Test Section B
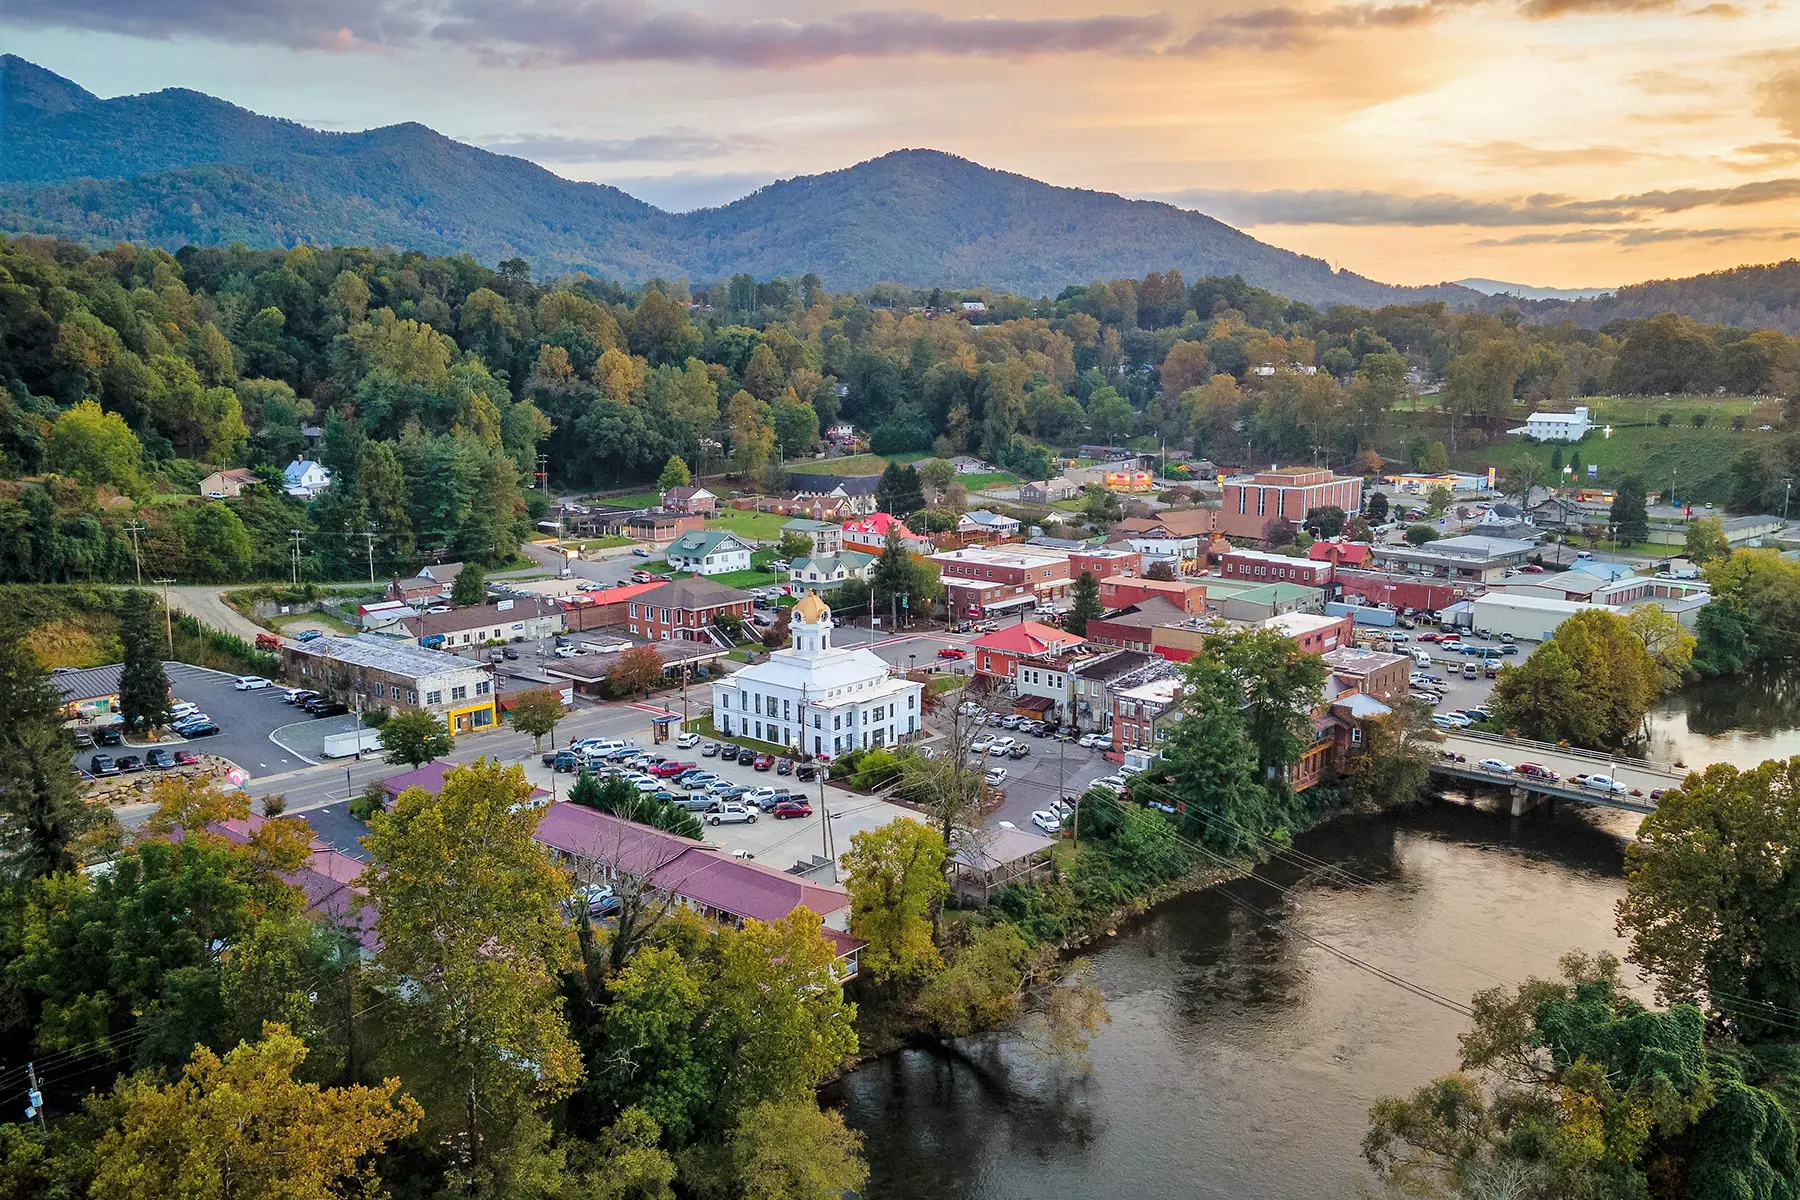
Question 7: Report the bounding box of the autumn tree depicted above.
[362,759,581,1190]
[1684,515,1730,566]
[1349,698,1436,806]
[91,1023,421,1200]
[1490,610,1661,747]
[697,1101,868,1200]
[508,687,566,751]
[843,820,949,984]
[657,454,691,491]
[45,400,145,492]
[609,645,667,698]
[378,708,452,768]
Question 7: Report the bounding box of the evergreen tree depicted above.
[1610,473,1649,545]
[118,590,170,734]
[875,462,924,515]
[656,454,691,491]
[870,528,913,621]
[0,624,102,879]
[1065,570,1102,635]
[450,562,488,607]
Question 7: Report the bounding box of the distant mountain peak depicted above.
[1,55,97,117]
[1455,277,1616,301]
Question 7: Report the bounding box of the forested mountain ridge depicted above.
[0,56,1467,305]
[1517,259,1800,335]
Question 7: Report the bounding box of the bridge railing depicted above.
[1445,729,1685,778]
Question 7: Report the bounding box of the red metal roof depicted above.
[381,759,551,801]
[968,621,1086,656]
[1307,540,1372,566]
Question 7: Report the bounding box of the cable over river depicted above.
[830,797,1648,1200]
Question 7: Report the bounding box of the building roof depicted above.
[563,581,667,607]
[533,803,852,928]
[1525,409,1590,424]
[1307,540,1372,566]
[950,825,1057,874]
[1334,693,1393,720]
[662,485,715,502]
[381,758,550,801]
[1320,646,1409,673]
[969,621,1086,656]
[51,663,125,703]
[793,592,830,623]
[1566,559,1634,581]
[1097,596,1190,629]
[960,509,1019,528]
[1228,582,1323,606]
[666,529,748,558]
[788,472,881,496]
[844,511,919,539]
[283,458,325,480]
[295,634,485,679]
[782,518,839,533]
[403,600,555,635]
[1069,648,1165,684]
[1117,675,1182,705]
[788,551,874,577]
[1470,592,1596,615]
[1262,611,1345,637]
[640,576,752,610]
[931,544,1070,570]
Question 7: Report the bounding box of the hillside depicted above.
[1515,260,1800,334]
[0,56,1471,305]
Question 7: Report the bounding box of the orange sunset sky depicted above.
[9,0,1800,289]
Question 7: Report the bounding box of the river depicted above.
[834,797,1647,1200]
[834,681,1800,1200]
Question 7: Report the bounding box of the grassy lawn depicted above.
[603,491,663,508]
[706,510,791,541]
[798,454,890,477]
[927,675,968,694]
[271,609,355,634]
[1457,418,1773,505]
[707,568,781,589]
[570,535,635,551]
[960,472,1022,489]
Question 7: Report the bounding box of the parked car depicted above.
[173,750,201,766]
[1463,662,1479,680]
[969,734,996,755]
[775,758,794,775]
[701,742,720,757]
[115,754,145,773]
[233,675,274,691]
[282,688,317,705]
[554,645,578,658]
[1575,773,1629,795]
[502,647,519,659]
[743,787,778,808]
[144,748,173,770]
[1031,809,1063,836]
[169,701,200,720]
[1008,743,1030,759]
[71,729,94,749]
[649,761,692,777]
[1476,757,1511,773]
[552,751,582,772]
[752,753,774,771]
[568,884,620,917]
[773,799,813,819]
[177,720,221,738]
[675,731,700,749]
[983,766,1007,786]
[89,753,119,777]
[795,763,819,783]
[719,744,742,762]
[1499,632,1515,644]
[96,726,124,746]
[707,803,757,825]
[1500,644,1519,655]
[1516,762,1560,782]
[936,646,968,659]
[307,701,350,718]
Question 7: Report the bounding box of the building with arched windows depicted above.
[709,593,923,759]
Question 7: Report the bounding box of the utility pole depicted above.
[536,453,550,491]
[124,520,146,586]
[364,530,377,583]
[24,1062,44,1129]
[289,530,305,585]
[155,578,175,652]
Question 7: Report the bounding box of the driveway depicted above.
[162,586,268,644]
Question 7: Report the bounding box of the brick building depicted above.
[1068,546,1143,582]
[1098,575,1208,614]
[402,600,566,648]
[1320,646,1410,702]
[967,620,1085,680]
[1261,612,1355,655]
[1220,549,1334,589]
[1218,467,1363,540]
[558,581,667,631]
[1084,596,1189,653]
[286,635,496,735]
[933,544,1073,621]
[626,577,753,645]
[1111,675,1181,755]
[1334,569,1465,613]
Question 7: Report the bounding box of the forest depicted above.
[2,233,1797,586]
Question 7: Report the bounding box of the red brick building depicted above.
[1219,549,1334,589]
[1261,612,1356,655]
[1068,546,1142,582]
[932,545,1073,621]
[1335,569,1465,613]
[1084,596,1190,654]
[626,577,753,644]
[1111,675,1181,754]
[967,621,1085,679]
[1097,576,1208,614]
[560,581,667,631]
[1218,467,1363,540]
[1320,645,1411,702]
[1307,540,1373,569]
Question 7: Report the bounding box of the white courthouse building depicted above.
[711,593,923,759]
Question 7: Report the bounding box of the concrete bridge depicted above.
[1429,730,1689,816]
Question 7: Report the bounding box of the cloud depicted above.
[1145,176,1800,227]
[1690,2,1746,15]
[0,0,415,49]
[1474,226,1794,246]
[481,130,771,162]
[1461,139,1660,169]
[603,170,776,211]
[1472,230,1616,245]
[1176,0,1458,53]
[1517,0,1673,16]
[1757,63,1800,140]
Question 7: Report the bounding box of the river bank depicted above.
[831,793,1647,1200]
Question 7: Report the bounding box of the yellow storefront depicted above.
[445,699,498,735]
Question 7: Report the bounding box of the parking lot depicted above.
[95,663,322,779]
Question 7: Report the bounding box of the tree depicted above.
[1084,386,1136,444]
[450,561,488,607]
[508,688,565,751]
[1214,627,1328,785]
[1420,440,1450,474]
[1080,482,1122,523]
[1424,484,1454,517]
[1064,570,1102,636]
[91,1023,421,1200]
[916,457,957,496]
[45,400,144,492]
[1694,549,1800,675]
[1499,456,1547,506]
[1404,525,1438,546]
[1349,698,1435,806]
[185,503,253,582]
[656,454,691,491]
[0,623,102,880]
[1609,473,1649,544]
[875,461,924,515]
[1301,505,1344,538]
[1684,515,1731,566]
[842,821,949,984]
[1261,517,1297,548]
[609,645,667,698]
[562,1108,678,1200]
[775,531,814,563]
[1364,491,1389,523]
[1490,610,1661,747]
[1618,756,1800,1027]
[1159,654,1269,852]
[362,759,581,1189]
[1624,603,1695,691]
[869,527,913,619]
[702,1101,868,1200]
[378,708,452,768]
[118,589,170,734]
[1144,559,1177,581]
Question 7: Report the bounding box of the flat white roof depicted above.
[931,545,1070,568]
[1262,612,1345,636]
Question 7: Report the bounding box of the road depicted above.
[1435,730,1683,799]
[161,585,269,643]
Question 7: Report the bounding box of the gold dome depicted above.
[792,592,830,624]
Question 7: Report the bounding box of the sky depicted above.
[8,0,1800,289]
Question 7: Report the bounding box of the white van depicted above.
[1412,648,1434,668]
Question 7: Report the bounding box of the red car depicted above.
[173,750,200,766]
[1418,633,1440,643]
[1516,762,1560,783]
[772,800,813,819]
[650,761,694,777]
[752,753,774,771]
[937,646,969,659]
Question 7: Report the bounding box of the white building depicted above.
[283,458,332,497]
[711,593,923,759]
[664,529,754,576]
[1510,406,1591,442]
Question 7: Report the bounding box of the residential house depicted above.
[785,551,875,596]
[1307,540,1373,569]
[781,518,843,556]
[1218,467,1363,539]
[1508,406,1592,442]
[842,511,930,554]
[1472,503,1539,541]
[626,577,754,645]
[282,458,332,498]
[958,509,1021,540]
[1524,495,1584,532]
[623,509,704,547]
[664,529,754,576]
[385,562,465,604]
[967,620,1086,680]
[1020,478,1079,504]
[1114,508,1220,540]
[285,634,496,735]
[198,467,256,498]
[660,485,718,515]
[533,802,861,980]
[786,473,881,513]
[402,599,566,648]
[932,543,1073,620]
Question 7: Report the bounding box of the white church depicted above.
[711,593,923,759]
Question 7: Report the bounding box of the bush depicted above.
[1658,412,1674,427]
[348,782,386,821]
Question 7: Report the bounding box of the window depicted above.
[834,714,841,730]
[390,685,401,699]
[451,685,468,701]
[783,699,791,719]
[755,694,762,714]
[474,709,493,727]
[407,689,417,704]
[426,690,443,705]
[476,680,491,695]
[813,713,822,728]
[907,694,915,709]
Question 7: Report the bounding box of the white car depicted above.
[1093,774,1128,792]
[708,802,757,825]
[1440,712,1474,728]
[988,736,1016,755]
[969,735,996,755]
[1118,762,1144,777]
[1477,758,1511,773]
[554,645,578,658]
[983,767,1008,786]
[1078,733,1110,749]
[233,675,273,691]
[1031,809,1064,836]
[675,731,700,749]
[169,701,201,720]
[744,787,777,806]
[1578,773,1629,795]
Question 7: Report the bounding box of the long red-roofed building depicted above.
[968,620,1086,679]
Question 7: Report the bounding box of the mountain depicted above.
[1511,260,1800,334]
[1455,277,1615,301]
[0,56,1474,306]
